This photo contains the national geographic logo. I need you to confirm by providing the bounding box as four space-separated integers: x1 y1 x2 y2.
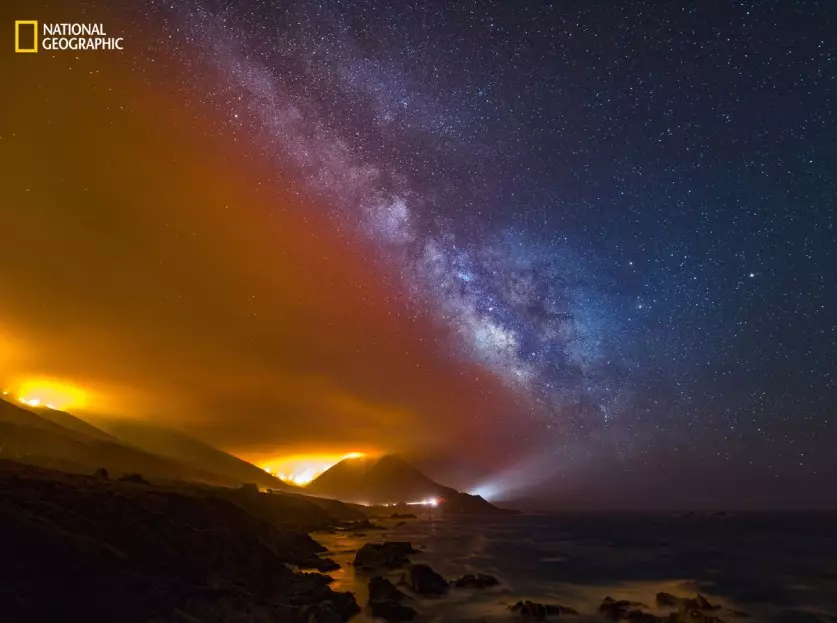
14 20 124 53
14 20 37 53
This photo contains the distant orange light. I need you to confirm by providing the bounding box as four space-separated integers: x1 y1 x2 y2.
262 451 367 486
12 378 88 411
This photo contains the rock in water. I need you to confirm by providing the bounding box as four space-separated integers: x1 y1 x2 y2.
509 600 579 619
453 573 499 588
369 576 409 603
368 576 416 622
599 597 649 620
657 593 680 608
341 518 386 531
655 592 724 621
406 564 448 595
353 542 417 568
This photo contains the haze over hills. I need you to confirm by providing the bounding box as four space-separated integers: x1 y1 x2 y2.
0 397 503 512
306 453 505 513
89 418 298 491
31 404 121 443
0 397 236 485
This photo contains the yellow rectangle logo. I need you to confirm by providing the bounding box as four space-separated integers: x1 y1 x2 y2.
15 20 38 53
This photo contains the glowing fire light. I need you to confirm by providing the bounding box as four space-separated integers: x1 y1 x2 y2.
262 451 367 486
9 378 88 412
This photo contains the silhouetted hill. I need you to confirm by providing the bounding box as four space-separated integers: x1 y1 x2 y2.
0 459 361 622
307 453 452 502
89 418 297 491
307 454 507 513
0 398 231 485
32 405 120 442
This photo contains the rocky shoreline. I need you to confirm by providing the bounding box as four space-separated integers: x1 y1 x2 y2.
336 538 750 623
0 459 363 622
2 459 756 623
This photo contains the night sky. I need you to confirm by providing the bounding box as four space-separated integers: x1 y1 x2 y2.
1 0 835 508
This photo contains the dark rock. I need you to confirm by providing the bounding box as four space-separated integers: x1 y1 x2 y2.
657 593 680 608
368 576 415 622
624 612 663 622
390 513 417 519
396 521 406 527
369 576 409 603
369 600 417 622
316 558 341 572
729 610 751 619
341 518 385 531
669 611 724 623
0 460 361 622
354 542 417 568
599 597 648 620
656 593 720 613
299 590 360 622
453 573 499 588
93 467 109 480
118 472 148 484
405 563 448 595
353 532 367 537
510 600 579 619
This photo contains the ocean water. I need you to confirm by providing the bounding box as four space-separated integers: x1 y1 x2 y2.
314 512 837 623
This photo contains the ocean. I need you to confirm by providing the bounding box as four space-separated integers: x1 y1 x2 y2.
314 512 837 622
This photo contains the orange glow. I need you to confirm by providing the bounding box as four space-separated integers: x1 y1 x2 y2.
262 452 367 486
10 378 88 412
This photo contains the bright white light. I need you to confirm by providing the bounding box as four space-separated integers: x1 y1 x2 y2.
469 485 501 501
405 497 439 507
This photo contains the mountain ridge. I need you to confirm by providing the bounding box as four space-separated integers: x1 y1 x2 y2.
307 453 506 513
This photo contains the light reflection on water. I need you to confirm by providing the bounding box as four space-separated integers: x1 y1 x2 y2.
312 513 837 622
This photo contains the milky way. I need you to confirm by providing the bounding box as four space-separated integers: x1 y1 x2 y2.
135 0 836 501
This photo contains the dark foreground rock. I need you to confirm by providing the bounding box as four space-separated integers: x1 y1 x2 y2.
0 459 359 623
599 597 650 621
405 563 448 595
600 593 729 623
340 517 386 531
354 541 418 568
657 593 720 611
390 512 417 519
510 600 579 619
656 593 730 622
453 573 499 588
368 576 416 622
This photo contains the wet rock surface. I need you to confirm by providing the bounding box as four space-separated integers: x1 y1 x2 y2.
353 541 418 568
599 596 650 620
597 593 732 623
510 599 579 619
340 517 386 531
404 563 449 595
452 572 499 588
368 576 416 622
